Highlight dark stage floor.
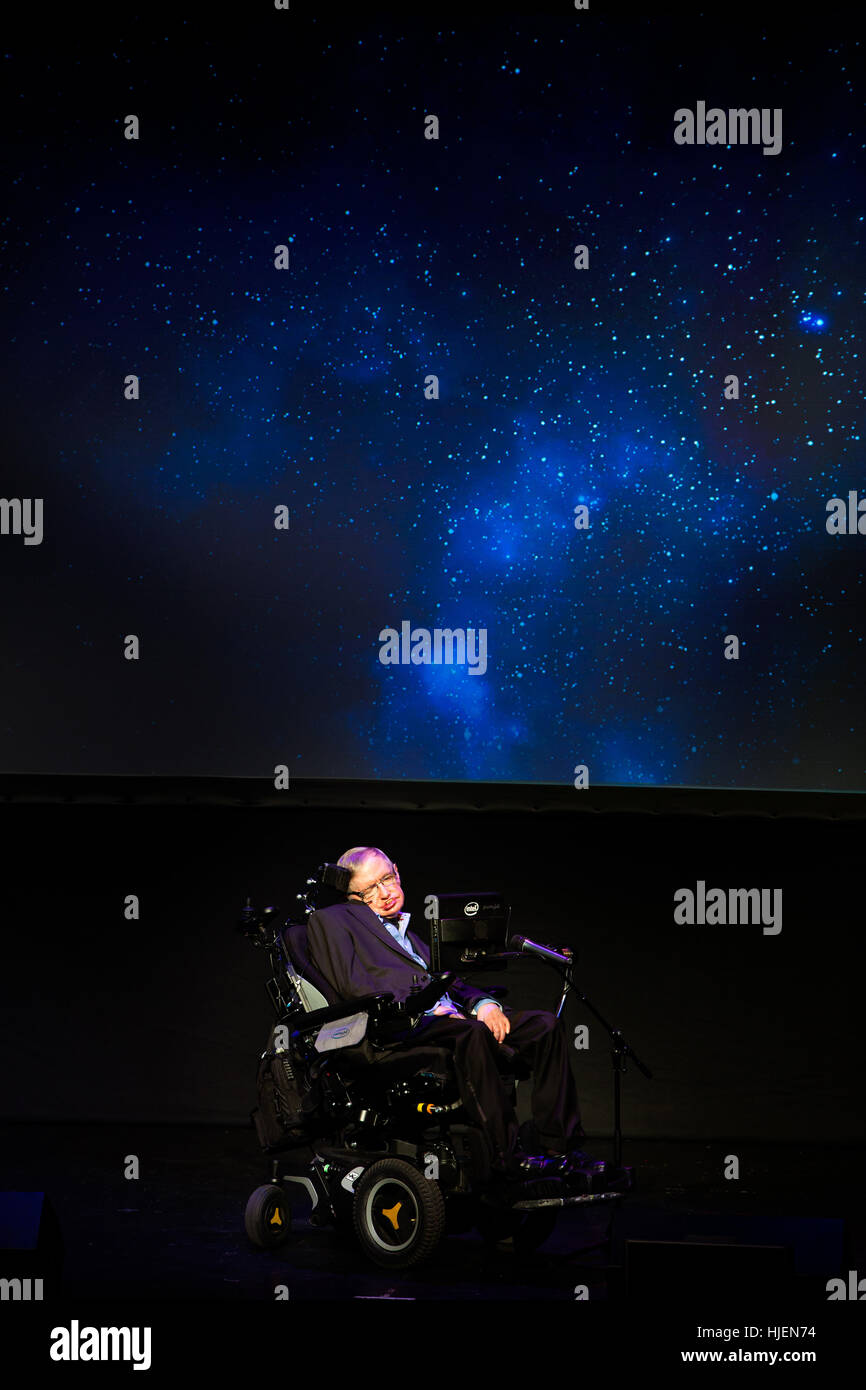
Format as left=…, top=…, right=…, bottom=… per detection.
left=2, top=1125, right=862, bottom=1304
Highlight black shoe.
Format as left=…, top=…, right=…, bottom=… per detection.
left=547, top=1150, right=608, bottom=1192
left=564, top=1148, right=607, bottom=1173
left=515, top=1152, right=561, bottom=1177
left=510, top=1148, right=604, bottom=1179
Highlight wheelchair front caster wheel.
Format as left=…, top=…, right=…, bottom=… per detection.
left=352, top=1158, right=445, bottom=1269
left=245, top=1184, right=292, bottom=1248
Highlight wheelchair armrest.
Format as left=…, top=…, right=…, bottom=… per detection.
left=401, top=972, right=456, bottom=1013
left=278, top=992, right=394, bottom=1036
left=277, top=974, right=456, bottom=1043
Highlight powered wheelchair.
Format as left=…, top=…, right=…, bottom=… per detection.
left=239, top=872, right=621, bottom=1270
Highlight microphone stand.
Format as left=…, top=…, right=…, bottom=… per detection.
left=524, top=943, right=652, bottom=1177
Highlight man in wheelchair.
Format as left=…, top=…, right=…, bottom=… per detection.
left=245, top=847, right=623, bottom=1267
left=305, top=846, right=606, bottom=1194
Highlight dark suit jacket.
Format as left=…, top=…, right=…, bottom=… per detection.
left=305, top=899, right=490, bottom=1015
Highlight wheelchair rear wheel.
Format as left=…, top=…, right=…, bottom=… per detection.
left=245, top=1183, right=292, bottom=1248
left=352, top=1158, right=445, bottom=1269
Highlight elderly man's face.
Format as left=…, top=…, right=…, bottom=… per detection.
left=348, top=852, right=405, bottom=917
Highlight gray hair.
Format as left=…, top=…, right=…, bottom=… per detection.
left=337, top=846, right=392, bottom=889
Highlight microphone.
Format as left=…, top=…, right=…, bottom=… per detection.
left=509, top=934, right=575, bottom=967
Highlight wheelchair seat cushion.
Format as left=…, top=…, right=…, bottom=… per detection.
left=326, top=1041, right=455, bottom=1083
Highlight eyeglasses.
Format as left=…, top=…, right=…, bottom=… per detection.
left=349, top=870, right=399, bottom=905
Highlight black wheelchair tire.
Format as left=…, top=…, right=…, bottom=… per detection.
left=352, top=1158, right=445, bottom=1269
left=244, top=1183, right=292, bottom=1248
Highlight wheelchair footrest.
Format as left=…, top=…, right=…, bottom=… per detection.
left=509, top=1192, right=622, bottom=1211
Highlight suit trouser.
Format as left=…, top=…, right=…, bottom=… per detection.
left=406, top=1008, right=584, bottom=1172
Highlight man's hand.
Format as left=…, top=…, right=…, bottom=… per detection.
left=431, top=1004, right=462, bottom=1017
left=477, top=1001, right=510, bottom=1043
